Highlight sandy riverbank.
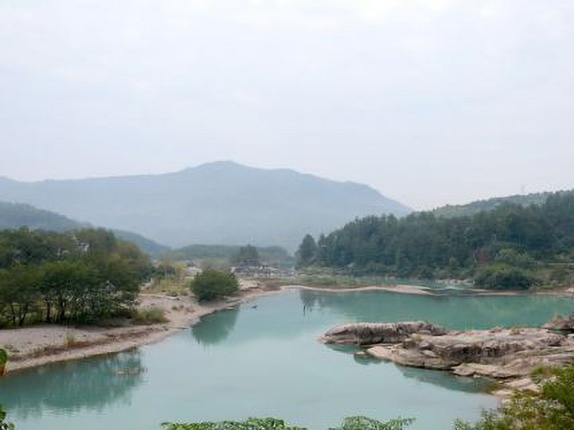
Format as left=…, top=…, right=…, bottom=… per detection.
left=0, top=283, right=434, bottom=374
left=284, top=284, right=436, bottom=295
left=0, top=284, right=283, bottom=374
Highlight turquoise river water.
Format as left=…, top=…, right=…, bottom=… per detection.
left=1, top=289, right=574, bottom=430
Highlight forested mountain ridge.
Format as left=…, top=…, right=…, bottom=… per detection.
left=0, top=201, right=169, bottom=257
left=0, top=201, right=81, bottom=232
left=432, top=190, right=574, bottom=218
left=0, top=162, right=412, bottom=250
left=297, top=193, right=574, bottom=289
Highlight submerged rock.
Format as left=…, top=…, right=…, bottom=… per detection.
left=319, top=322, right=447, bottom=346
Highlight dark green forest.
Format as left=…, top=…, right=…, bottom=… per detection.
left=0, top=228, right=151, bottom=326
left=297, top=193, right=574, bottom=289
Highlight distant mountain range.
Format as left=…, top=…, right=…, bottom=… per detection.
left=0, top=161, right=411, bottom=250
left=432, top=190, right=574, bottom=218
left=0, top=201, right=169, bottom=257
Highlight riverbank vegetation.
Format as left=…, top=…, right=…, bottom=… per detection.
left=189, top=269, right=239, bottom=302
left=0, top=228, right=152, bottom=327
left=0, top=348, right=6, bottom=376
left=0, top=406, right=14, bottom=430
left=162, top=417, right=414, bottom=430
left=297, top=193, right=574, bottom=289
left=455, top=363, right=574, bottom=430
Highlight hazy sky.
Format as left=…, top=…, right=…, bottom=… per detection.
left=1, top=0, right=573, bottom=210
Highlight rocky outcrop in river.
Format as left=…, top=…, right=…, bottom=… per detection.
left=320, top=322, right=447, bottom=346
left=321, top=320, right=574, bottom=397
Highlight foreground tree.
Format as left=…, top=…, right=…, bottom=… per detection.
left=162, top=416, right=413, bottom=430
left=190, top=269, right=239, bottom=302
left=0, top=406, right=14, bottom=430
left=455, top=364, right=574, bottom=430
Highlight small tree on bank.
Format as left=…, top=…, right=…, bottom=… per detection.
left=190, top=269, right=239, bottom=302
left=296, top=234, right=317, bottom=268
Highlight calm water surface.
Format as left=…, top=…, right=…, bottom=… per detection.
left=2, top=290, right=573, bottom=430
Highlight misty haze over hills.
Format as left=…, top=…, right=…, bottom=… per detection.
left=433, top=190, right=574, bottom=219
left=0, top=201, right=169, bottom=256
left=0, top=161, right=411, bottom=250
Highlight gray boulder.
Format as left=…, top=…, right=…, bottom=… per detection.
left=543, top=314, right=574, bottom=333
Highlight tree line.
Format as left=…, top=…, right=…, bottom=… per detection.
left=296, top=193, right=574, bottom=288
left=163, top=244, right=294, bottom=268
left=0, top=228, right=151, bottom=327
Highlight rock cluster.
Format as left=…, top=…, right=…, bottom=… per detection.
left=367, top=328, right=570, bottom=374
left=320, top=322, right=447, bottom=346
left=321, top=320, right=574, bottom=397
left=543, top=314, right=574, bottom=332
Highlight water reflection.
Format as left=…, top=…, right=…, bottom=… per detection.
left=192, top=308, right=239, bottom=346
left=0, top=291, right=510, bottom=430
left=298, top=288, right=574, bottom=330
left=0, top=351, right=144, bottom=418
left=352, top=353, right=380, bottom=366
left=325, top=343, right=495, bottom=393
left=300, top=289, right=322, bottom=313
left=397, top=365, right=496, bottom=394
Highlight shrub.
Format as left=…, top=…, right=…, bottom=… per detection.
left=332, top=417, right=414, bottom=430
left=162, top=416, right=413, bottom=430
left=454, top=364, right=574, bottom=430
left=162, top=418, right=305, bottom=430
left=133, top=307, right=168, bottom=325
left=190, top=270, right=239, bottom=302
left=474, top=264, right=538, bottom=290
left=0, top=406, right=15, bottom=430
left=494, top=249, right=536, bottom=269
left=65, top=333, right=78, bottom=347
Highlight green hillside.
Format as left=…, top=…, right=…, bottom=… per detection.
left=433, top=190, right=573, bottom=218
left=0, top=201, right=169, bottom=257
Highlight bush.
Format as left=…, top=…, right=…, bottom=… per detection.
left=494, top=249, right=536, bottom=269
left=133, top=307, right=168, bottom=325
left=190, top=270, right=239, bottom=302
left=162, top=418, right=304, bottom=430
left=474, top=264, right=538, bottom=290
left=0, top=406, right=15, bottom=430
left=332, top=417, right=414, bottom=430
left=162, top=416, right=413, bottom=430
left=454, top=364, right=574, bottom=430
